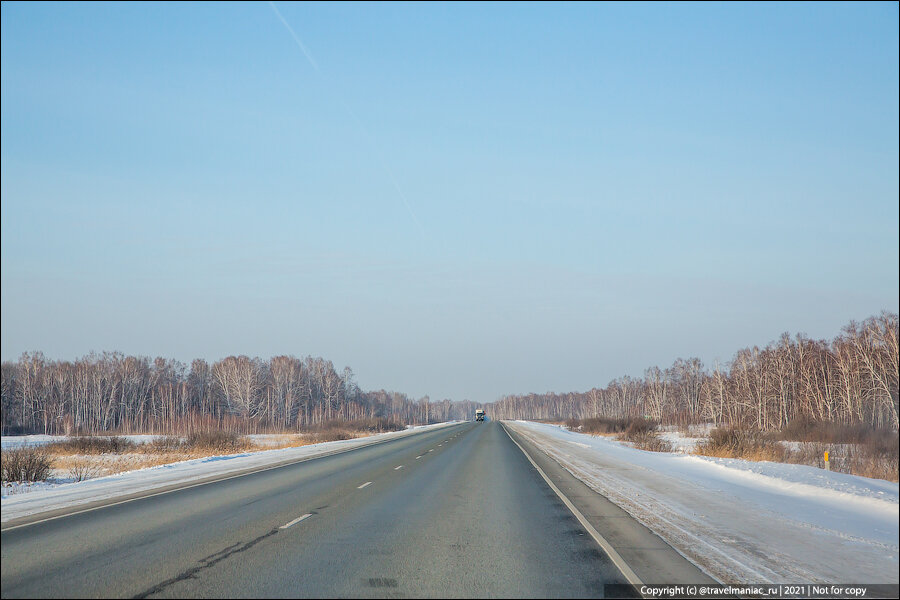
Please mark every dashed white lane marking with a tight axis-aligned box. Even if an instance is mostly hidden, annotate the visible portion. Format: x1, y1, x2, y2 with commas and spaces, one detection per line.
394, 465, 404, 470
280, 513, 313, 529
428, 449, 434, 452
416, 456, 422, 459
358, 481, 373, 489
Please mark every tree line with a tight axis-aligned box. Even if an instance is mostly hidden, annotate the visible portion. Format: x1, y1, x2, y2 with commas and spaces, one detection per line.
2, 312, 895, 435
490, 312, 898, 431
0, 353, 476, 435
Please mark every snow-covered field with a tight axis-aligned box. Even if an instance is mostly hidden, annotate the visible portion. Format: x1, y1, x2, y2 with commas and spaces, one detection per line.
1, 434, 163, 450
505, 420, 899, 585
1, 422, 457, 523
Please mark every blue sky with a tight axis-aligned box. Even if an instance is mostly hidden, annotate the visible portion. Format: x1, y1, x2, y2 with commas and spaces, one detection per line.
2, 1, 898, 402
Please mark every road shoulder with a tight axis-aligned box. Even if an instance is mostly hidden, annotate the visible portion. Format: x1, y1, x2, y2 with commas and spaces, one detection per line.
501, 420, 717, 585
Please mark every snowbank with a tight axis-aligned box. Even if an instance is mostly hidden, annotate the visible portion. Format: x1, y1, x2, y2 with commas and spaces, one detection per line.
506, 420, 898, 585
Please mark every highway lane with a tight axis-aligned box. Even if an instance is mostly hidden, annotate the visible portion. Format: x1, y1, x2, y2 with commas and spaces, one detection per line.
2, 421, 635, 598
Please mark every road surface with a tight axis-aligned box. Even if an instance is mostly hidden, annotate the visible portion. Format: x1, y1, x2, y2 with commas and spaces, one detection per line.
1, 421, 711, 598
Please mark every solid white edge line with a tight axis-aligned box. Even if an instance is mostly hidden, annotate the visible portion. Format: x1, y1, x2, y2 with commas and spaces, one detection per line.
357, 481, 373, 489
279, 513, 313, 529
500, 422, 645, 589
1, 422, 465, 533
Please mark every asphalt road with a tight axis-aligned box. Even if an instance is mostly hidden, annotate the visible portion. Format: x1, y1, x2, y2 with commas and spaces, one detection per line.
1, 421, 708, 598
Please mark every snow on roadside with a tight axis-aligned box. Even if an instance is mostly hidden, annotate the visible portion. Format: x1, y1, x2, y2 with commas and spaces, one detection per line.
505, 420, 899, 585
657, 424, 712, 453
1, 422, 457, 523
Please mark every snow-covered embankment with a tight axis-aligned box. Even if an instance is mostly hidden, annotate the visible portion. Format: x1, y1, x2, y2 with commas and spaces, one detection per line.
505, 420, 899, 585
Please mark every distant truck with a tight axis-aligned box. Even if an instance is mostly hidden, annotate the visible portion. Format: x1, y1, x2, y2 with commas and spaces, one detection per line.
475, 409, 485, 422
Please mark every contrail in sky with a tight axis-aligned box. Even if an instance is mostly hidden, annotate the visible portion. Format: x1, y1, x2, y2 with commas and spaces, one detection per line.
268, 1, 318, 71
267, 1, 426, 238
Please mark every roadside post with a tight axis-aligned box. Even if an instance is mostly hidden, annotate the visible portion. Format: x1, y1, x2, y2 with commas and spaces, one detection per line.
824, 450, 830, 471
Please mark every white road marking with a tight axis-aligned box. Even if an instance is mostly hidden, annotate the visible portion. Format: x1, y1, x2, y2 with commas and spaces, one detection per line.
416, 456, 422, 459
279, 513, 312, 529
428, 449, 434, 452
394, 465, 404, 470
501, 424, 643, 586
358, 481, 373, 489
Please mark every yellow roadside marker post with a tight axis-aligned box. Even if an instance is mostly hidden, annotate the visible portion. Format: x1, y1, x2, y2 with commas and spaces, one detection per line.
824, 450, 830, 471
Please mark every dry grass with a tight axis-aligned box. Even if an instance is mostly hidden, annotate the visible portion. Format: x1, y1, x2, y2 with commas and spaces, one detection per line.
62, 456, 105, 482
251, 434, 310, 450
8, 432, 259, 483
8, 425, 399, 483
51, 453, 204, 479
1, 421, 409, 485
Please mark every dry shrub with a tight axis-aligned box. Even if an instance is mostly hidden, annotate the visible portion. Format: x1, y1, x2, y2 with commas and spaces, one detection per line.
851, 443, 898, 481
315, 418, 404, 434
309, 429, 353, 443
786, 438, 898, 482
142, 431, 251, 454
66, 457, 102, 482
303, 418, 404, 443
566, 417, 631, 435
620, 418, 673, 452
775, 420, 898, 481
629, 433, 674, 453
565, 417, 672, 452
624, 418, 655, 438
697, 427, 787, 462
777, 419, 895, 446
184, 431, 250, 453
1, 447, 53, 483
47, 436, 136, 455
146, 436, 185, 453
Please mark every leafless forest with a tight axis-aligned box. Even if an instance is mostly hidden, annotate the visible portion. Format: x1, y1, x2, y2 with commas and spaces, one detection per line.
2, 312, 896, 436
1, 354, 476, 435
493, 312, 898, 431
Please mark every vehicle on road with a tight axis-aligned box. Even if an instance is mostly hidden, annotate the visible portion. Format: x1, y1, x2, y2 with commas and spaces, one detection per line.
475, 409, 485, 421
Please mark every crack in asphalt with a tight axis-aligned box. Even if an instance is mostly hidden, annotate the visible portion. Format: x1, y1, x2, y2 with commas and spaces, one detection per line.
132, 529, 280, 599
